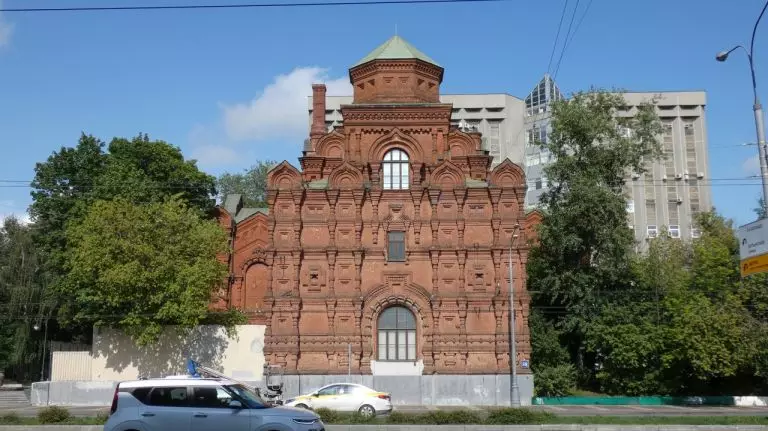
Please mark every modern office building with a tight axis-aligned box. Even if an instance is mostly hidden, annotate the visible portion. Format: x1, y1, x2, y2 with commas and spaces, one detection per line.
311, 77, 712, 246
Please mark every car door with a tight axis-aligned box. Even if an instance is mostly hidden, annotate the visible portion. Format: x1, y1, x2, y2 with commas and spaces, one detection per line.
310, 385, 340, 410
137, 386, 192, 431
333, 384, 363, 412
189, 385, 251, 431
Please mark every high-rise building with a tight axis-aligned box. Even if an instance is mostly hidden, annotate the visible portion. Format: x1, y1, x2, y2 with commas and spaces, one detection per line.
313, 77, 712, 247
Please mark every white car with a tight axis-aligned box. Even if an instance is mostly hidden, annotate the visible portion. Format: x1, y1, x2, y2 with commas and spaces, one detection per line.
283, 383, 392, 417
104, 377, 324, 431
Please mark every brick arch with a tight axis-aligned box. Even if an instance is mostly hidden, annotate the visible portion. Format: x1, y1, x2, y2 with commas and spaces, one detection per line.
239, 246, 271, 272
490, 158, 525, 187
267, 161, 302, 190
429, 159, 465, 190
362, 282, 433, 329
316, 131, 346, 159
446, 131, 475, 158
328, 161, 364, 189
369, 128, 424, 163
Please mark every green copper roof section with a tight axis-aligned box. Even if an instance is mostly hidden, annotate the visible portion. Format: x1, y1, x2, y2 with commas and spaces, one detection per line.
353, 35, 440, 67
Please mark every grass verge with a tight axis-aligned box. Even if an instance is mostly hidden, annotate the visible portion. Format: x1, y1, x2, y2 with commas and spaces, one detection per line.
1, 408, 768, 426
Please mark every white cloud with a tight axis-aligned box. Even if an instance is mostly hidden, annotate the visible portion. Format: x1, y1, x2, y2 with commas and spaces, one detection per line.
222, 67, 352, 142
191, 145, 239, 168
0, 1, 14, 48
744, 154, 760, 176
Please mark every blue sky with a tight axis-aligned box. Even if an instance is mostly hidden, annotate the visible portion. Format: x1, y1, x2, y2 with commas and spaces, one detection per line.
0, 0, 766, 226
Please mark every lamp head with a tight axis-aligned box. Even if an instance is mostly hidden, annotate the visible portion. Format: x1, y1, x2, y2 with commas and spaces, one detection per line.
33, 324, 40, 331
716, 50, 730, 62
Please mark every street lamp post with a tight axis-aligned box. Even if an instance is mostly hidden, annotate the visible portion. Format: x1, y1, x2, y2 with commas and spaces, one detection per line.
716, 0, 768, 217
508, 224, 521, 407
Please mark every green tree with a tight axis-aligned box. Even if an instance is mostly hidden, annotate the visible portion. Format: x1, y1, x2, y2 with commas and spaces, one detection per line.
217, 160, 276, 207
529, 310, 576, 396
95, 134, 216, 213
587, 213, 767, 395
60, 197, 241, 345
527, 90, 663, 374
0, 216, 52, 381
754, 197, 766, 219
29, 133, 219, 343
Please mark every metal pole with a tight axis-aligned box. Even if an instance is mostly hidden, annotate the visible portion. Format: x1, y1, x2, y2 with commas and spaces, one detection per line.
41, 319, 48, 382
508, 234, 520, 407
755, 101, 768, 216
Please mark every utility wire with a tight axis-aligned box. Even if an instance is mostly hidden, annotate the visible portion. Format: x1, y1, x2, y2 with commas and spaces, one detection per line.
551, 0, 579, 81
556, 0, 593, 73
546, 0, 569, 75
0, 0, 513, 13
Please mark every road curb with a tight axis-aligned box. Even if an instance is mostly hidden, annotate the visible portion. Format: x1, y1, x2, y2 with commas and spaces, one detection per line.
3, 426, 768, 431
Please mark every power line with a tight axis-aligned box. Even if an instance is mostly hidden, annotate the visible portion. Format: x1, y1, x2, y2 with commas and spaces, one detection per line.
0, 0, 512, 13
551, 0, 580, 81
546, 0, 569, 75
559, 0, 592, 65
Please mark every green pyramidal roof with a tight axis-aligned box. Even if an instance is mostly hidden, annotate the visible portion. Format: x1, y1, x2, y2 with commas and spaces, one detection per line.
353, 35, 440, 67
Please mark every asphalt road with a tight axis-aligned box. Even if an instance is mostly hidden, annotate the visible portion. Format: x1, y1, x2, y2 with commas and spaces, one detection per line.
1, 404, 767, 418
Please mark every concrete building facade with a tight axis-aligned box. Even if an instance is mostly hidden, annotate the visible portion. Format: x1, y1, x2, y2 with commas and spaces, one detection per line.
313, 78, 712, 247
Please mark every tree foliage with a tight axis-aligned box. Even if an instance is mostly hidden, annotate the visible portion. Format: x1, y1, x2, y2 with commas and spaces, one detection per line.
60, 197, 241, 345
28, 133, 220, 344
0, 217, 52, 380
584, 214, 768, 395
216, 160, 276, 207
527, 90, 663, 373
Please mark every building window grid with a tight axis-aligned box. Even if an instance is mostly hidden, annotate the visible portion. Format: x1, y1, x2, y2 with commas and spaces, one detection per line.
377, 307, 417, 361
383, 149, 410, 190
489, 121, 501, 156
387, 231, 406, 262
662, 122, 675, 177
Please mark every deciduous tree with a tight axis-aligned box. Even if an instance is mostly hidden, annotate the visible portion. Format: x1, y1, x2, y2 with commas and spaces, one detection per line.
216, 161, 276, 208
61, 197, 242, 345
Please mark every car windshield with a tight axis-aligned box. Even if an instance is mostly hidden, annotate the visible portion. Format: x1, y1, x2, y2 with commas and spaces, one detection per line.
224, 384, 271, 409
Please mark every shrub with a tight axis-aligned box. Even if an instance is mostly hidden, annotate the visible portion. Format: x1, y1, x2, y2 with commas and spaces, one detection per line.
426, 410, 482, 424
534, 363, 577, 397
37, 406, 71, 424
485, 407, 555, 425
315, 408, 349, 424
0, 413, 21, 424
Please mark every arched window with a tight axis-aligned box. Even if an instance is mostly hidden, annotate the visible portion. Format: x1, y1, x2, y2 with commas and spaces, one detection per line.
382, 149, 410, 190
377, 306, 416, 361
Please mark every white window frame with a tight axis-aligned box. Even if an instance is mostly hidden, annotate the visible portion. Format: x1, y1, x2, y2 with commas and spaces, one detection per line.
668, 225, 680, 239
382, 149, 410, 190
647, 225, 658, 238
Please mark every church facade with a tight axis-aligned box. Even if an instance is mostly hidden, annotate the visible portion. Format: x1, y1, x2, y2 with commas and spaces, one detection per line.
216, 36, 540, 378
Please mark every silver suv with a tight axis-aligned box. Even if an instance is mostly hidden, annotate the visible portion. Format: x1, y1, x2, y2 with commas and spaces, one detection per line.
104, 377, 324, 431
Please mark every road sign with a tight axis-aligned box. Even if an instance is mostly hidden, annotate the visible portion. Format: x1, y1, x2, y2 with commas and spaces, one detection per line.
521, 360, 529, 369
741, 253, 768, 277
738, 219, 768, 260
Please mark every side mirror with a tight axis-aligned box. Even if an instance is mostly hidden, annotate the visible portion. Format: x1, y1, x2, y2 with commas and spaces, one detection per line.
229, 400, 243, 409
312, 393, 319, 397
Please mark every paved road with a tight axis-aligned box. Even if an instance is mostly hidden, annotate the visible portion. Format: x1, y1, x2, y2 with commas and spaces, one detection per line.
1, 404, 767, 418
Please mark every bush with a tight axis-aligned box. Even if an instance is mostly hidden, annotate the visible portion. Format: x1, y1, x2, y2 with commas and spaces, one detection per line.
0, 413, 21, 424
37, 406, 70, 424
485, 407, 555, 424
534, 364, 577, 397
425, 410, 483, 424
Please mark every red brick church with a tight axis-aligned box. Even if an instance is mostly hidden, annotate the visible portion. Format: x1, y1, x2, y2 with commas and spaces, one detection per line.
215, 36, 539, 377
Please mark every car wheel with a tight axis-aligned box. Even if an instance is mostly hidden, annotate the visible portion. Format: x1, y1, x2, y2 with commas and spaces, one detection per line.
295, 403, 309, 409
358, 404, 376, 418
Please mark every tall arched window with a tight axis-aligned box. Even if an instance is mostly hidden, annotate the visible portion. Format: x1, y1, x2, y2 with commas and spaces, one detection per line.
382, 149, 410, 190
377, 306, 416, 361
